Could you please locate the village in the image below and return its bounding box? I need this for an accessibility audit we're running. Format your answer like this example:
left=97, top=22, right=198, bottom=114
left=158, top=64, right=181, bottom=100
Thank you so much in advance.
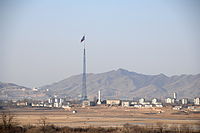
left=1, top=91, right=199, bottom=113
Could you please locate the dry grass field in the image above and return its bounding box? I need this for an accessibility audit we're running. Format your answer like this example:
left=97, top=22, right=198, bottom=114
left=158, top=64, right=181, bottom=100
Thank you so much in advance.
left=1, top=106, right=200, bottom=129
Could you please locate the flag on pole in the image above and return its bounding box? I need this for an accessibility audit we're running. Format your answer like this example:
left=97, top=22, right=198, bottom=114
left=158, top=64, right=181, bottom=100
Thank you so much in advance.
left=80, top=35, right=85, bottom=43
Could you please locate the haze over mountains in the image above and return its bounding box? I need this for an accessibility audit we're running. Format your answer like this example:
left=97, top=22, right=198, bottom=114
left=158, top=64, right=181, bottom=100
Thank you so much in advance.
left=1, top=69, right=200, bottom=100
left=0, top=81, right=45, bottom=100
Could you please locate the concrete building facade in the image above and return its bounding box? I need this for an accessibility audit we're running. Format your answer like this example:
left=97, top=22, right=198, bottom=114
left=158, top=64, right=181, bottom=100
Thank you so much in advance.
left=194, top=98, right=200, bottom=105
left=106, top=99, right=120, bottom=106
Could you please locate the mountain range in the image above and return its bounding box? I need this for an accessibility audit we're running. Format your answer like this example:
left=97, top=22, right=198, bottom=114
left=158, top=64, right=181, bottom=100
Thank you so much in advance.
left=41, top=68, right=200, bottom=100
left=0, top=81, right=44, bottom=100
left=1, top=69, right=200, bottom=100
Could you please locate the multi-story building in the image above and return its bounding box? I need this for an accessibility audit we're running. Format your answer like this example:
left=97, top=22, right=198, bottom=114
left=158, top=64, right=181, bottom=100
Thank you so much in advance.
left=165, top=98, right=175, bottom=104
left=139, top=98, right=145, bottom=104
left=151, top=98, right=162, bottom=107
left=48, top=96, right=63, bottom=107
left=194, top=98, right=200, bottom=105
left=181, top=98, right=188, bottom=105
left=152, top=98, right=158, bottom=104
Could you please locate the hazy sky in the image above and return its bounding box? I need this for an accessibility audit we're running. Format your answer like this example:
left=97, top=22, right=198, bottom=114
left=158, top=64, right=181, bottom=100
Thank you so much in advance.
left=0, top=0, right=200, bottom=88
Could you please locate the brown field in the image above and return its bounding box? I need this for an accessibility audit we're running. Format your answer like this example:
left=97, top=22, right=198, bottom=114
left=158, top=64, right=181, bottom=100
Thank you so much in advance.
left=1, top=106, right=200, bottom=128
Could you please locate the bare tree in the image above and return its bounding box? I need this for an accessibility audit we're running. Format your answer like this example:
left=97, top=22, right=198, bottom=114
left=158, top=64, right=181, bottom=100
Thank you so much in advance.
left=0, top=111, right=17, bottom=133
left=39, top=116, right=48, bottom=133
left=1, top=111, right=15, bottom=128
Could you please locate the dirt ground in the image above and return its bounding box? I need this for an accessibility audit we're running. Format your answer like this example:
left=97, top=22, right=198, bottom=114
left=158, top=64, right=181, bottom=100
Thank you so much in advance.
left=1, top=106, right=200, bottom=128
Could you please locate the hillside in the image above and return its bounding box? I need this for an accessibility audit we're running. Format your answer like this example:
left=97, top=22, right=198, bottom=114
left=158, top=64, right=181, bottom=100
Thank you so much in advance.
left=0, top=82, right=45, bottom=100
left=41, top=69, right=200, bottom=100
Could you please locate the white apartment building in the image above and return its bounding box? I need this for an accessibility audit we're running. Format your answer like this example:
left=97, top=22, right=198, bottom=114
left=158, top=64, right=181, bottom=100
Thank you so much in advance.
left=165, top=98, right=175, bottom=104
left=194, top=98, right=200, bottom=105
left=181, top=98, right=188, bottom=105
left=152, top=98, right=158, bottom=104
left=139, top=98, right=145, bottom=104
left=121, top=101, right=130, bottom=107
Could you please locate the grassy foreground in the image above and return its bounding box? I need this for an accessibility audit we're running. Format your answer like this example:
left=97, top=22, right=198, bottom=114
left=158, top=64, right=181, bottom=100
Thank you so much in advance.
left=1, top=109, right=200, bottom=133
left=1, top=123, right=200, bottom=133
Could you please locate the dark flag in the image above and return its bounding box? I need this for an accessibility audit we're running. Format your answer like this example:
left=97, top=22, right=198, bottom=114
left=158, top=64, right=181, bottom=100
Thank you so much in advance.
left=81, top=36, right=85, bottom=43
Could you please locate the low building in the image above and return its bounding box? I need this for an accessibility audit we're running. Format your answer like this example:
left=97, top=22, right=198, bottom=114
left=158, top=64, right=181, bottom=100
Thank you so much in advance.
left=144, top=104, right=153, bottom=108
left=141, top=102, right=150, bottom=105
left=31, top=102, right=44, bottom=107
left=155, top=104, right=163, bottom=108
left=17, top=101, right=27, bottom=106
left=173, top=106, right=182, bottom=110
left=106, top=99, right=120, bottom=106
left=44, top=104, right=52, bottom=107
left=130, top=101, right=138, bottom=105
left=121, top=101, right=130, bottom=107
left=82, top=100, right=90, bottom=107
left=134, top=104, right=142, bottom=108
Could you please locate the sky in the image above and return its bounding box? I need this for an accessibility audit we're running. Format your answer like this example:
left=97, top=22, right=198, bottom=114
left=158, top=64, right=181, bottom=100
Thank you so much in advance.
left=0, top=0, right=200, bottom=88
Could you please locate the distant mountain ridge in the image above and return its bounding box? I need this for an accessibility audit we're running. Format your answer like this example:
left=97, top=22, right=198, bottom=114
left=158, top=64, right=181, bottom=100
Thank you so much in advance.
left=41, top=69, right=200, bottom=100
left=0, top=81, right=26, bottom=89
left=0, top=81, right=45, bottom=100
left=1, top=69, right=200, bottom=100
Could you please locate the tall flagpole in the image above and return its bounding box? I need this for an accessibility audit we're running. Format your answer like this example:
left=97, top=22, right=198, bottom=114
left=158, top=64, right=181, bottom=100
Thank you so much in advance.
left=81, top=35, right=87, bottom=100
